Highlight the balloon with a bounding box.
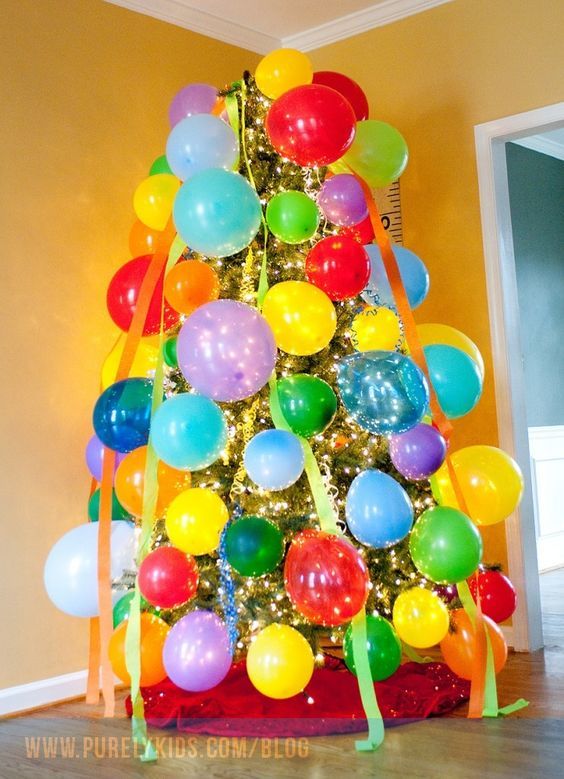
[276,374,337,438]
[431,445,524,526]
[389,423,447,480]
[362,244,429,310]
[44,522,136,618]
[339,120,408,187]
[163,336,178,368]
[284,530,369,626]
[468,569,517,623]
[106,255,179,336]
[417,323,484,378]
[434,583,459,604]
[346,469,414,548]
[343,615,401,681]
[266,85,356,167]
[93,378,154,453]
[313,71,368,120]
[424,345,483,419]
[166,114,238,181]
[128,219,176,257]
[341,213,375,245]
[262,281,336,356]
[164,259,219,316]
[88,488,131,522]
[163,610,232,691]
[137,546,199,609]
[351,306,402,351]
[246,624,314,699]
[265,191,319,244]
[409,506,483,584]
[173,169,262,258]
[133,174,180,231]
[151,393,227,470]
[149,155,173,176]
[317,173,368,226]
[224,516,284,577]
[109,613,170,687]
[177,300,277,402]
[112,591,149,628]
[244,429,304,491]
[337,351,429,435]
[255,48,313,99]
[169,83,218,126]
[101,334,159,390]
[305,235,370,300]
[440,609,507,680]
[85,434,125,481]
[166,488,229,556]
[392,588,449,648]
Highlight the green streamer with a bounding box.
[401,641,432,663]
[351,608,385,752]
[225,90,241,168]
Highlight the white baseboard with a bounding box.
[0,670,91,717]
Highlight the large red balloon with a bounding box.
[107,255,180,336]
[266,84,356,168]
[138,546,199,609]
[313,71,369,121]
[284,529,369,625]
[340,213,375,245]
[305,235,370,300]
[468,569,517,624]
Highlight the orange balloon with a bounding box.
[114,445,191,517]
[164,259,220,315]
[109,612,170,687]
[440,608,507,681]
[128,219,176,258]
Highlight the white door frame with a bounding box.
[474,102,564,651]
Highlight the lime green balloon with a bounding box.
[112,591,149,628]
[225,516,284,577]
[341,120,408,187]
[277,374,337,438]
[163,335,178,368]
[343,615,402,681]
[149,155,173,176]
[409,505,483,584]
[266,191,319,244]
[88,488,131,522]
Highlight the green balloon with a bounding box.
[225,516,284,577]
[149,154,173,176]
[277,374,337,438]
[163,336,178,368]
[88,489,131,522]
[266,191,319,244]
[343,615,402,681]
[342,120,408,188]
[409,505,483,584]
[112,591,149,628]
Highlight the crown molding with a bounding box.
[512,134,564,162]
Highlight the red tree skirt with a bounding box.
[126,657,470,737]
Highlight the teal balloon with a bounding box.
[277,374,337,437]
[173,169,262,258]
[163,336,178,368]
[93,378,154,453]
[88,489,131,522]
[343,615,402,681]
[224,516,284,577]
[424,344,482,419]
[112,591,149,628]
[149,155,173,175]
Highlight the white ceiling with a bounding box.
[514,128,564,162]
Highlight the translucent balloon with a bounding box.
[317,174,368,226]
[169,83,218,126]
[346,469,414,548]
[224,516,284,577]
[392,588,449,648]
[313,71,369,121]
[305,235,370,301]
[255,48,313,99]
[343,615,401,681]
[166,114,238,181]
[424,344,483,419]
[417,323,484,378]
[262,281,336,356]
[351,306,402,351]
[440,609,507,680]
[133,174,180,231]
[265,191,319,244]
[149,155,173,176]
[85,434,125,481]
[93,378,154,453]
[163,611,232,692]
[164,259,219,316]
[109,613,170,686]
[362,244,429,310]
[246,624,314,699]
[138,546,199,608]
[276,374,337,438]
[244,429,305,491]
[166,487,229,556]
[114,445,191,517]
[101,334,159,390]
[87,488,131,522]
[340,120,408,187]
[389,423,447,480]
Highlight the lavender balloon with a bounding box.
[177,300,277,402]
[169,83,218,127]
[163,610,232,692]
[317,173,368,227]
[389,423,447,480]
[85,434,124,481]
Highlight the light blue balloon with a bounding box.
[361,244,430,309]
[346,470,413,548]
[337,350,429,435]
[150,393,227,470]
[44,522,136,618]
[173,169,262,258]
[424,344,483,419]
[166,114,239,181]
[244,429,304,491]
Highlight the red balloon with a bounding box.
[138,546,199,609]
[107,255,180,336]
[284,529,369,625]
[468,569,517,623]
[313,71,369,121]
[266,84,356,167]
[305,235,370,300]
[340,213,375,245]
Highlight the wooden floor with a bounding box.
[2,569,563,778]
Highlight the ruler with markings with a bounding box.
[374,180,403,245]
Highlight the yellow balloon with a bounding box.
[165,488,229,555]
[431,445,523,527]
[417,323,484,378]
[262,281,336,356]
[351,306,402,351]
[101,334,160,390]
[255,48,313,100]
[133,174,180,231]
[246,624,314,699]
[393,588,449,648]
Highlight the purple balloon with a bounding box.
[177,300,277,402]
[85,434,124,481]
[317,174,368,227]
[169,83,218,127]
[163,610,232,692]
[434,583,458,604]
[389,423,447,480]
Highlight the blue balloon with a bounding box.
[346,470,414,548]
[361,244,430,309]
[151,393,227,470]
[166,114,239,181]
[337,351,429,435]
[173,169,262,258]
[424,344,483,419]
[244,429,304,491]
[93,378,154,453]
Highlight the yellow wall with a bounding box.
[0,0,258,688]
